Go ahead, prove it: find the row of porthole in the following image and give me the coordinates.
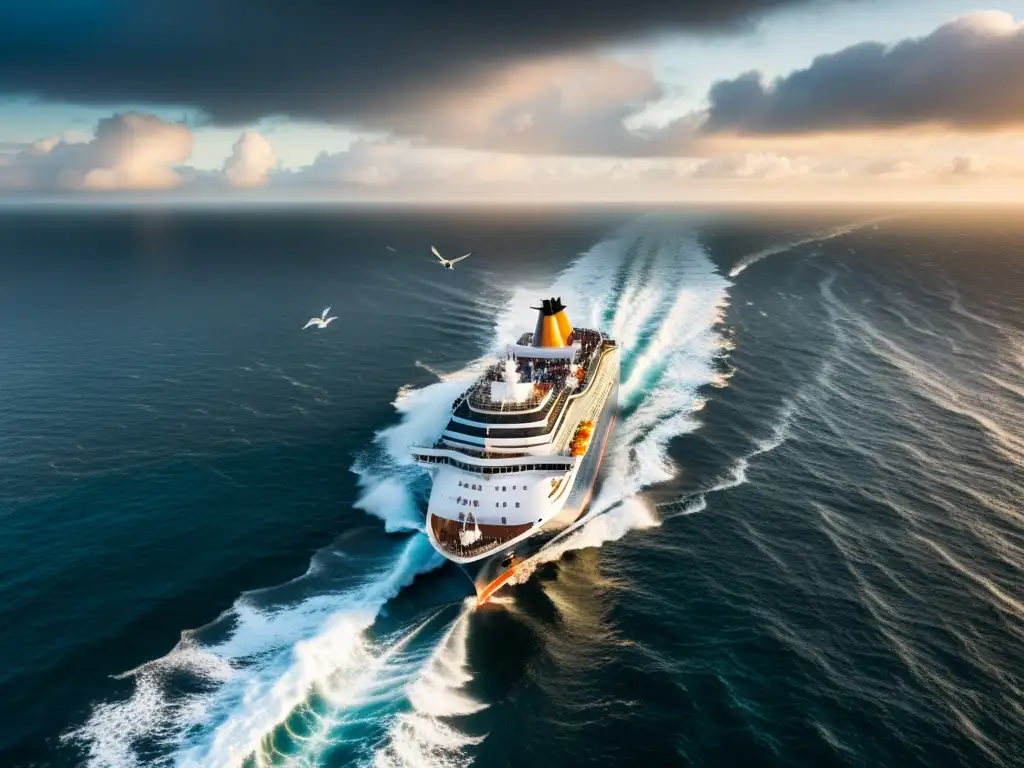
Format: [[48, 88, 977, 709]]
[[457, 481, 528, 492], [453, 495, 522, 510]]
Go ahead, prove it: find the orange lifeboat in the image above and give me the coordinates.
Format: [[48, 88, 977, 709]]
[[570, 420, 594, 456]]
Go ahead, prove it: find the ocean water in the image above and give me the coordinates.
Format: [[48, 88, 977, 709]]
[[0, 206, 1022, 768]]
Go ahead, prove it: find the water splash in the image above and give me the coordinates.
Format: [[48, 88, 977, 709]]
[[372, 601, 484, 768]]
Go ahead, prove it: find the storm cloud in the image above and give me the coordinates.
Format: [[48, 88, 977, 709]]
[[704, 11, 1024, 134], [1, 0, 836, 128]]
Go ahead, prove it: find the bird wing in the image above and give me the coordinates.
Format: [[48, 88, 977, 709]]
[[450, 251, 474, 264], [302, 318, 318, 329], [323, 316, 338, 325], [321, 306, 331, 319], [431, 246, 445, 262]]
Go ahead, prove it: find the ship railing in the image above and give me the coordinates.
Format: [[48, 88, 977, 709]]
[[429, 440, 531, 460], [413, 450, 574, 475], [465, 383, 556, 414], [438, 536, 507, 559], [449, 327, 608, 416]]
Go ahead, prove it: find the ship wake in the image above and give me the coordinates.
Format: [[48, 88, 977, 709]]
[[506, 215, 733, 582], [63, 214, 732, 768]]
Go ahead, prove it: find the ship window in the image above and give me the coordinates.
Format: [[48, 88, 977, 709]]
[[473, 500, 479, 507], [502, 486, 506, 492], [503, 502, 507, 508], [515, 502, 520, 508], [495, 503, 499, 508], [458, 512, 464, 521], [501, 516, 507, 524], [456, 496, 462, 503]]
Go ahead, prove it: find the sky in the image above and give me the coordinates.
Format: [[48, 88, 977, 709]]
[[1, 0, 1022, 203]]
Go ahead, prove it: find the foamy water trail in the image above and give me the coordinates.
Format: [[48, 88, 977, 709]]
[[707, 399, 796, 493], [728, 217, 892, 278], [372, 601, 484, 768], [496, 222, 733, 578], [63, 534, 445, 768], [62, 377, 462, 767]]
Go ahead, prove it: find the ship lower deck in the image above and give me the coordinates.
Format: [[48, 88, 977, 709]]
[[459, 378, 619, 604]]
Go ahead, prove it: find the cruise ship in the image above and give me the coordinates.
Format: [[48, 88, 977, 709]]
[[412, 297, 620, 605]]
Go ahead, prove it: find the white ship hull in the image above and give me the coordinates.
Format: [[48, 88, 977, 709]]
[[412, 297, 620, 605], [452, 378, 618, 603]]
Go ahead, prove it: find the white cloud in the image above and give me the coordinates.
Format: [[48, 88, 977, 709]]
[[0, 112, 193, 191], [223, 131, 276, 187]]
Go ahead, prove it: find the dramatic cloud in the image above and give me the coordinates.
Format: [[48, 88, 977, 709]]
[[223, 131, 276, 187], [0, 113, 193, 191], [704, 11, 1024, 135], [359, 54, 698, 156], [0, 0, 837, 126]]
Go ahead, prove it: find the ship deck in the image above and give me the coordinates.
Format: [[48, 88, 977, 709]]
[[430, 514, 533, 559], [449, 328, 607, 426]]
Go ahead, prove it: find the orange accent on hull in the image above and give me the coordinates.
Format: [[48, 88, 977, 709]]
[[571, 413, 615, 515], [477, 566, 518, 606]]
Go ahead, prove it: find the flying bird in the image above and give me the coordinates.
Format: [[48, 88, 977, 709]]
[[303, 306, 337, 329], [432, 246, 473, 270]]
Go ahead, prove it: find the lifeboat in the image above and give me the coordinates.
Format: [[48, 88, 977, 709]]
[[570, 420, 595, 456]]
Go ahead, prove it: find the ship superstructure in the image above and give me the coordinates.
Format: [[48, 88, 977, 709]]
[[412, 297, 620, 604]]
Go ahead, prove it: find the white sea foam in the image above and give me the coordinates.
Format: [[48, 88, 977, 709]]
[[373, 601, 485, 768], [63, 535, 444, 768], [728, 217, 892, 278], [352, 374, 478, 532], [63, 371, 456, 768]]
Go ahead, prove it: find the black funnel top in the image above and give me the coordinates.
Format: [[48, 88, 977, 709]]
[[530, 296, 567, 317]]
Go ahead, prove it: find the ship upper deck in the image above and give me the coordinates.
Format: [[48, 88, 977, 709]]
[[412, 296, 619, 471], [449, 328, 607, 425]]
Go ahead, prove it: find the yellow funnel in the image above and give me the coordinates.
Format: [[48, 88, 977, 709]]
[[553, 308, 572, 341], [540, 314, 566, 347], [531, 296, 573, 348]]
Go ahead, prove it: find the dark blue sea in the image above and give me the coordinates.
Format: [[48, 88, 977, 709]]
[[1, 205, 1022, 768]]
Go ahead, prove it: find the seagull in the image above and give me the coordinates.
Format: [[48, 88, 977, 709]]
[[431, 246, 473, 270], [303, 306, 337, 329]]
